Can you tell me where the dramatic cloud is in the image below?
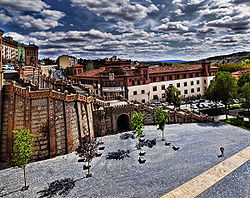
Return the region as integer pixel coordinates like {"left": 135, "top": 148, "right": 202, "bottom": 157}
{"left": 0, "top": 11, "right": 12, "bottom": 24}
{"left": 0, "top": 0, "right": 49, "bottom": 12}
{"left": 0, "top": 0, "right": 249, "bottom": 60}
{"left": 71, "top": 0, "right": 159, "bottom": 21}
{"left": 0, "top": 0, "right": 65, "bottom": 30}
{"left": 15, "top": 10, "right": 65, "bottom": 30}
{"left": 206, "top": 14, "right": 250, "bottom": 31}
{"left": 154, "top": 21, "right": 190, "bottom": 31}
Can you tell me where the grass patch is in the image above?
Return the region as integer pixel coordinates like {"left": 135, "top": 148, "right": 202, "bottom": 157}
{"left": 221, "top": 118, "right": 250, "bottom": 131}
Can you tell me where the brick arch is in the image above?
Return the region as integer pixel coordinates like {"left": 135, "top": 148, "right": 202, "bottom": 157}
{"left": 116, "top": 113, "right": 130, "bottom": 132}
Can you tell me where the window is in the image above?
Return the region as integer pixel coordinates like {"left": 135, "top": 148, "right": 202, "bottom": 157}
{"left": 161, "top": 85, "right": 165, "bottom": 90}
{"left": 204, "top": 80, "right": 207, "bottom": 84}
{"left": 184, "top": 90, "right": 188, "bottom": 94}
{"left": 197, "top": 80, "right": 200, "bottom": 84}
{"left": 141, "top": 90, "right": 145, "bottom": 94}
{"left": 153, "top": 95, "right": 158, "bottom": 100}
{"left": 184, "top": 82, "right": 187, "bottom": 86}
{"left": 142, "top": 99, "right": 145, "bottom": 103}
{"left": 153, "top": 86, "right": 157, "bottom": 91}
{"left": 177, "top": 83, "right": 180, "bottom": 88}
{"left": 183, "top": 74, "right": 186, "bottom": 78}
{"left": 132, "top": 80, "right": 135, "bottom": 86}
{"left": 191, "top": 88, "right": 194, "bottom": 93}
{"left": 197, "top": 87, "right": 200, "bottom": 92}
{"left": 153, "top": 77, "right": 157, "bottom": 82}
{"left": 176, "top": 74, "right": 180, "bottom": 79}
{"left": 190, "top": 81, "right": 194, "bottom": 86}
{"left": 133, "top": 91, "right": 137, "bottom": 95}
{"left": 161, "top": 76, "right": 165, "bottom": 81}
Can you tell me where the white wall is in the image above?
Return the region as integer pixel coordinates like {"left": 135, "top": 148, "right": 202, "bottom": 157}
{"left": 128, "top": 76, "right": 215, "bottom": 103}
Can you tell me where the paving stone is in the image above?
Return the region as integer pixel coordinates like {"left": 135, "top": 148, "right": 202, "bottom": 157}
{"left": 0, "top": 123, "right": 249, "bottom": 198}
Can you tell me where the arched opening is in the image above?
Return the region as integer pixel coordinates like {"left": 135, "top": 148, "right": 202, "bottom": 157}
{"left": 117, "top": 114, "right": 130, "bottom": 132}
{"left": 137, "top": 79, "right": 141, "bottom": 85}
{"left": 132, "top": 80, "right": 135, "bottom": 86}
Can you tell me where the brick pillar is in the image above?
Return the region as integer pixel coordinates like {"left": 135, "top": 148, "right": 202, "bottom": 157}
{"left": 48, "top": 89, "right": 57, "bottom": 157}
{"left": 64, "top": 102, "right": 74, "bottom": 152}
{"left": 5, "top": 82, "right": 16, "bottom": 162}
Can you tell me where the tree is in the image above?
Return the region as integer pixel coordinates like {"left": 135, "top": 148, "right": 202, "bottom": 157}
{"left": 131, "top": 112, "right": 144, "bottom": 149}
{"left": 76, "top": 136, "right": 99, "bottom": 178}
{"left": 12, "top": 127, "right": 33, "bottom": 191}
{"left": 154, "top": 107, "right": 168, "bottom": 141}
{"left": 239, "top": 82, "right": 250, "bottom": 112}
{"left": 238, "top": 73, "right": 250, "bottom": 87}
{"left": 205, "top": 71, "right": 238, "bottom": 119}
{"left": 85, "top": 61, "right": 94, "bottom": 71}
{"left": 165, "top": 85, "right": 181, "bottom": 123}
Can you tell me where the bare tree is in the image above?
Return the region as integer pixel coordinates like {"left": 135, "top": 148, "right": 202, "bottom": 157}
{"left": 76, "top": 136, "right": 99, "bottom": 178}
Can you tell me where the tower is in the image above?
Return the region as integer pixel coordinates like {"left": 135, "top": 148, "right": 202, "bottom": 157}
{"left": 25, "top": 43, "right": 39, "bottom": 67}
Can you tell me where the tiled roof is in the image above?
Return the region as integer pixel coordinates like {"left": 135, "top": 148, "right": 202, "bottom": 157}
{"left": 148, "top": 65, "right": 202, "bottom": 74}
{"left": 232, "top": 69, "right": 250, "bottom": 75}
{"left": 80, "top": 67, "right": 106, "bottom": 77}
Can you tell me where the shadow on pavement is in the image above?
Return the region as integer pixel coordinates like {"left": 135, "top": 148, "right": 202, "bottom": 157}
{"left": 196, "top": 122, "right": 228, "bottom": 127}
{"left": 0, "top": 188, "right": 21, "bottom": 197}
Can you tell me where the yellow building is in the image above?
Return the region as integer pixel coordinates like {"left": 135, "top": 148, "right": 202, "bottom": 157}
{"left": 57, "top": 55, "right": 77, "bottom": 69}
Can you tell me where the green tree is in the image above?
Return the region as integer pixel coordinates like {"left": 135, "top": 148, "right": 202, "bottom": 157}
{"left": 154, "top": 107, "right": 168, "bottom": 141}
{"left": 165, "top": 85, "right": 181, "bottom": 123}
{"left": 205, "top": 71, "right": 238, "bottom": 119}
{"left": 85, "top": 61, "right": 94, "bottom": 71}
{"left": 131, "top": 112, "right": 144, "bottom": 149}
{"left": 240, "top": 82, "right": 250, "bottom": 112}
{"left": 238, "top": 73, "right": 250, "bottom": 87}
{"left": 12, "top": 127, "right": 33, "bottom": 191}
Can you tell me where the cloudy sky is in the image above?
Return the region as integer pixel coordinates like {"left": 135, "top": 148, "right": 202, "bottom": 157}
{"left": 0, "top": 0, "right": 250, "bottom": 61}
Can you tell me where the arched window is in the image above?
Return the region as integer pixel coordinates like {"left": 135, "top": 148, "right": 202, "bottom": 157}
{"left": 161, "top": 76, "right": 165, "bottom": 81}
{"left": 137, "top": 79, "right": 141, "bottom": 85}
{"left": 153, "top": 77, "right": 157, "bottom": 82}
{"left": 142, "top": 79, "right": 146, "bottom": 84}
{"left": 132, "top": 80, "right": 135, "bottom": 86}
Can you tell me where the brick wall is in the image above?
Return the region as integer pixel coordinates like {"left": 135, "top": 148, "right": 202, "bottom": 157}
{"left": 0, "top": 83, "right": 94, "bottom": 162}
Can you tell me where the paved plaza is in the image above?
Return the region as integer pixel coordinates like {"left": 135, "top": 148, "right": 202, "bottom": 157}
{"left": 0, "top": 122, "right": 249, "bottom": 198}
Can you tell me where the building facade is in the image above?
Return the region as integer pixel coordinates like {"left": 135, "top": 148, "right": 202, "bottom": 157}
{"left": 0, "top": 30, "right": 39, "bottom": 67}
{"left": 2, "top": 36, "right": 18, "bottom": 65}
{"left": 72, "top": 61, "right": 218, "bottom": 103}
{"left": 57, "top": 55, "right": 77, "bottom": 69}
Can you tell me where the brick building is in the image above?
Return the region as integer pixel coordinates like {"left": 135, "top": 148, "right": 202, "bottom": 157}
{"left": 24, "top": 43, "right": 39, "bottom": 67}
{"left": 72, "top": 60, "right": 218, "bottom": 103}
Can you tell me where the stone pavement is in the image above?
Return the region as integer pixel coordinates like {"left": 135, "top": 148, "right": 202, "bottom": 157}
{"left": 0, "top": 123, "right": 249, "bottom": 198}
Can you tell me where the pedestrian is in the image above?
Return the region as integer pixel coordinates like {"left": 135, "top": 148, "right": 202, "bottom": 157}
{"left": 219, "top": 147, "right": 224, "bottom": 157}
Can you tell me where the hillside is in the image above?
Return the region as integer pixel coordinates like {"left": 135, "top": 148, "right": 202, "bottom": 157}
{"left": 205, "top": 51, "right": 250, "bottom": 64}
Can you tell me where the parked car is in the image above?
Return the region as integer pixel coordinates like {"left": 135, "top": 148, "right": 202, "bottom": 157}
{"left": 151, "top": 101, "right": 163, "bottom": 107}
{"left": 202, "top": 104, "right": 209, "bottom": 108}
{"left": 2, "top": 65, "right": 9, "bottom": 70}
{"left": 191, "top": 104, "right": 198, "bottom": 109}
